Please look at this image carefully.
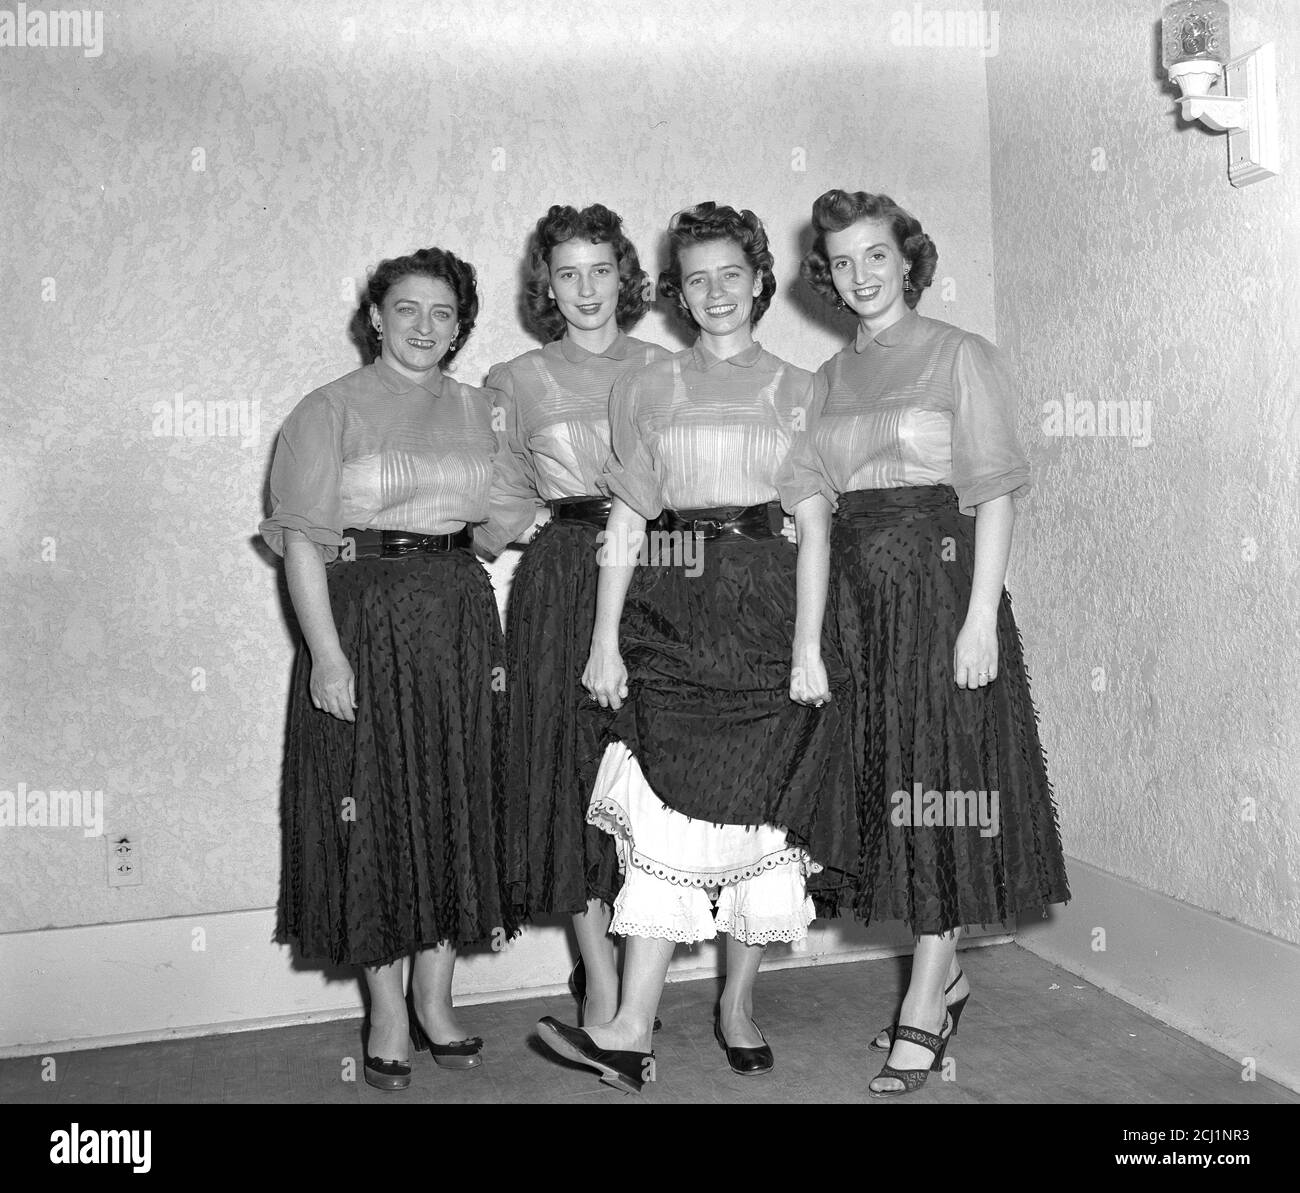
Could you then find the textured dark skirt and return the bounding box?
[603,523,859,908]
[503,517,622,918]
[830,485,1070,934]
[275,549,516,967]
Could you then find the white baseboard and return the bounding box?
[0,908,1011,1058]
[1016,856,1300,1094]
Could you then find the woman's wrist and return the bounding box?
[309,640,347,666]
[962,601,999,627]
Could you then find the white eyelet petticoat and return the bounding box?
[586,742,820,945]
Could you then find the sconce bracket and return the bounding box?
[1226,41,1279,187]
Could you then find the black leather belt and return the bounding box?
[661,503,775,541]
[340,526,472,559]
[547,496,612,527]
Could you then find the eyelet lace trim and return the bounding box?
[588,794,823,889]
[712,920,813,946]
[606,918,719,944]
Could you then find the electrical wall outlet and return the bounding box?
[107,833,142,887]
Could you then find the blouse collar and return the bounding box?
[690,339,765,372]
[374,355,445,397]
[854,308,921,353]
[556,331,632,364]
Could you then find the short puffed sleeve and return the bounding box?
[599,368,663,520]
[950,335,1031,515]
[475,362,544,558]
[777,368,839,513]
[259,391,344,560]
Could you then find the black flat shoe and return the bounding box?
[713,1011,774,1076]
[536,1016,654,1095]
[363,1050,412,1091]
[571,957,662,1032]
[407,985,484,1069]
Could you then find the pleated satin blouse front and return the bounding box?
[601,340,816,520]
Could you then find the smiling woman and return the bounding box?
[788,188,1070,1098]
[535,203,857,1094]
[474,203,667,1028]
[259,246,514,1092]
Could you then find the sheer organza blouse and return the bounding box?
[782,310,1030,516]
[476,332,670,556]
[601,341,815,519]
[259,358,496,563]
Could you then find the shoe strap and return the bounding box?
[894,1021,946,1055]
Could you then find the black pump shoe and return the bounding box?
[570,958,662,1032]
[713,1011,774,1076]
[406,985,484,1069]
[363,1052,412,1091]
[362,1040,412,1091]
[536,1016,655,1095]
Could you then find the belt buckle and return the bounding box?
[382,535,422,558]
[688,517,724,539]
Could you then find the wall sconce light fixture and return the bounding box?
[1161,0,1279,186]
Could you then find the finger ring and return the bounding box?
[978,671,989,679]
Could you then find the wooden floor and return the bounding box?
[2,944,1294,1105]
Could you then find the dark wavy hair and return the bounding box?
[364,246,479,366]
[800,190,938,310]
[523,204,650,342]
[657,202,776,328]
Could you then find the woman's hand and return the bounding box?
[311,651,357,722]
[790,642,831,707]
[583,643,629,711]
[953,615,998,690]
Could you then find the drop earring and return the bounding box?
[903,269,912,292]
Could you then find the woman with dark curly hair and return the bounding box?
[475,204,669,1025]
[535,203,855,1094]
[260,247,514,1091]
[787,189,1069,1097]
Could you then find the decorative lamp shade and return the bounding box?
[1162,0,1231,70]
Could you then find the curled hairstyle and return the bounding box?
[800,190,938,310]
[524,204,650,342]
[657,202,777,327]
[364,246,479,366]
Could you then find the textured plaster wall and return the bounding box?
[1,1,999,933]
[987,1,1300,943]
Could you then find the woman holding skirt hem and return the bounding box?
[536,203,856,1094]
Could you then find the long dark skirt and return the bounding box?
[276,549,515,967]
[830,485,1070,934]
[503,518,622,918]
[603,525,859,910]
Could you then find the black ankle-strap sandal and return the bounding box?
[870,971,969,1052]
[868,1014,952,1099]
